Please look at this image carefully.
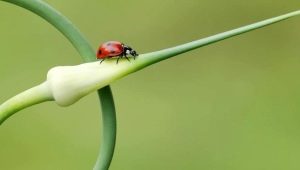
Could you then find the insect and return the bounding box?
[97,41,138,64]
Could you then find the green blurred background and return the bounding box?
[1,0,300,169]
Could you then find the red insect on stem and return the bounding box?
[97,41,138,64]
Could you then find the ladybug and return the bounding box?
[97,41,138,64]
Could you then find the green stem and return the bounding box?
[138,10,300,67]
[0,82,53,125]
[94,86,116,170]
[1,0,116,169]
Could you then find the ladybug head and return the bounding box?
[130,49,138,57]
[124,45,138,57]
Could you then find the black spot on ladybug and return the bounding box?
[111,50,115,54]
[98,50,102,54]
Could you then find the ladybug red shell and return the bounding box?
[97,41,138,63]
[97,41,123,59]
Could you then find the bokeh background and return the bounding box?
[1,0,300,169]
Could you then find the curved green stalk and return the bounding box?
[94,86,116,170]
[1,0,116,169]
[0,82,53,125]
[1,1,300,169]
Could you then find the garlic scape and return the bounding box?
[1,10,300,126]
[47,59,141,106]
[0,82,52,125]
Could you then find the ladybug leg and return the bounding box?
[116,56,121,64]
[124,56,130,62]
[123,52,131,62]
[99,58,106,64]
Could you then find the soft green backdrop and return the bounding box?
[1,0,300,169]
